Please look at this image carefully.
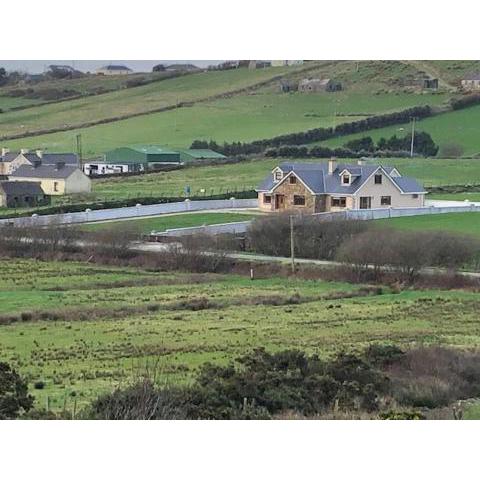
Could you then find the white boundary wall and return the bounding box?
[152,203,480,237]
[0,198,258,227]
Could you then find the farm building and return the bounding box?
[9,163,91,195]
[83,161,141,176]
[271,60,304,67]
[257,159,426,213]
[0,181,49,208]
[177,149,226,163]
[298,78,342,93]
[104,145,181,171]
[461,73,480,90]
[15,151,79,168]
[422,77,438,89]
[96,65,132,75]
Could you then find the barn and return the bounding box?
[104,145,181,170]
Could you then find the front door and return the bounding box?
[275,194,285,210]
[359,196,371,209]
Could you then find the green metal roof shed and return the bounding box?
[178,149,226,163]
[105,145,181,166]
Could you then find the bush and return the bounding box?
[247,214,368,260]
[34,380,45,390]
[387,347,480,408]
[85,349,389,419]
[0,362,34,419]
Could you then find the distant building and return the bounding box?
[0,149,79,175]
[164,64,200,72]
[96,65,133,76]
[177,149,226,163]
[9,163,91,195]
[298,78,342,93]
[104,145,181,171]
[0,181,49,208]
[422,77,438,89]
[461,73,480,90]
[271,60,304,67]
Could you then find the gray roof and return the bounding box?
[0,153,19,163]
[10,164,79,179]
[257,162,426,195]
[463,72,480,81]
[23,153,79,166]
[0,181,44,196]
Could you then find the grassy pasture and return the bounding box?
[2,258,480,411]
[83,212,257,233]
[2,90,448,158]
[375,212,480,239]
[321,104,480,157]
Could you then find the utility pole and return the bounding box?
[76,133,83,167]
[290,215,295,273]
[410,117,416,157]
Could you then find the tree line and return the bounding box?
[190,105,434,155]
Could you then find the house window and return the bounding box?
[381,196,391,206]
[412,194,419,199]
[263,194,271,204]
[289,176,297,184]
[293,195,305,206]
[342,174,350,185]
[374,174,382,184]
[54,181,59,192]
[332,197,347,208]
[274,171,283,181]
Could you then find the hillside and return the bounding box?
[1,60,463,158]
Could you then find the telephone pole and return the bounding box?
[410,117,416,157]
[76,133,83,167]
[290,215,295,273]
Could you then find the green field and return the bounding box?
[321,104,480,157]
[0,66,299,139]
[0,95,44,111]
[375,212,480,238]
[2,91,449,158]
[83,212,257,233]
[2,258,480,412]
[430,192,480,202]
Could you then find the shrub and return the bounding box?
[439,142,465,158]
[0,362,34,419]
[34,380,45,390]
[387,347,480,408]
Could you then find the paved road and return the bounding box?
[135,243,480,279]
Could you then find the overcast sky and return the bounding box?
[0,60,223,73]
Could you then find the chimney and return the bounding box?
[36,149,43,159]
[56,161,65,170]
[357,159,364,166]
[1,147,9,157]
[20,148,29,155]
[328,157,337,174]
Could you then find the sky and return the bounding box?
[0,60,223,74]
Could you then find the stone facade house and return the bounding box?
[257,160,426,213]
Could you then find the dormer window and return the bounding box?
[274,170,283,181]
[289,175,297,184]
[342,174,351,185]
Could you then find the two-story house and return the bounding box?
[256,159,426,213]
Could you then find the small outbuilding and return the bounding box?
[177,149,226,163]
[0,181,49,208]
[461,73,480,90]
[298,78,342,93]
